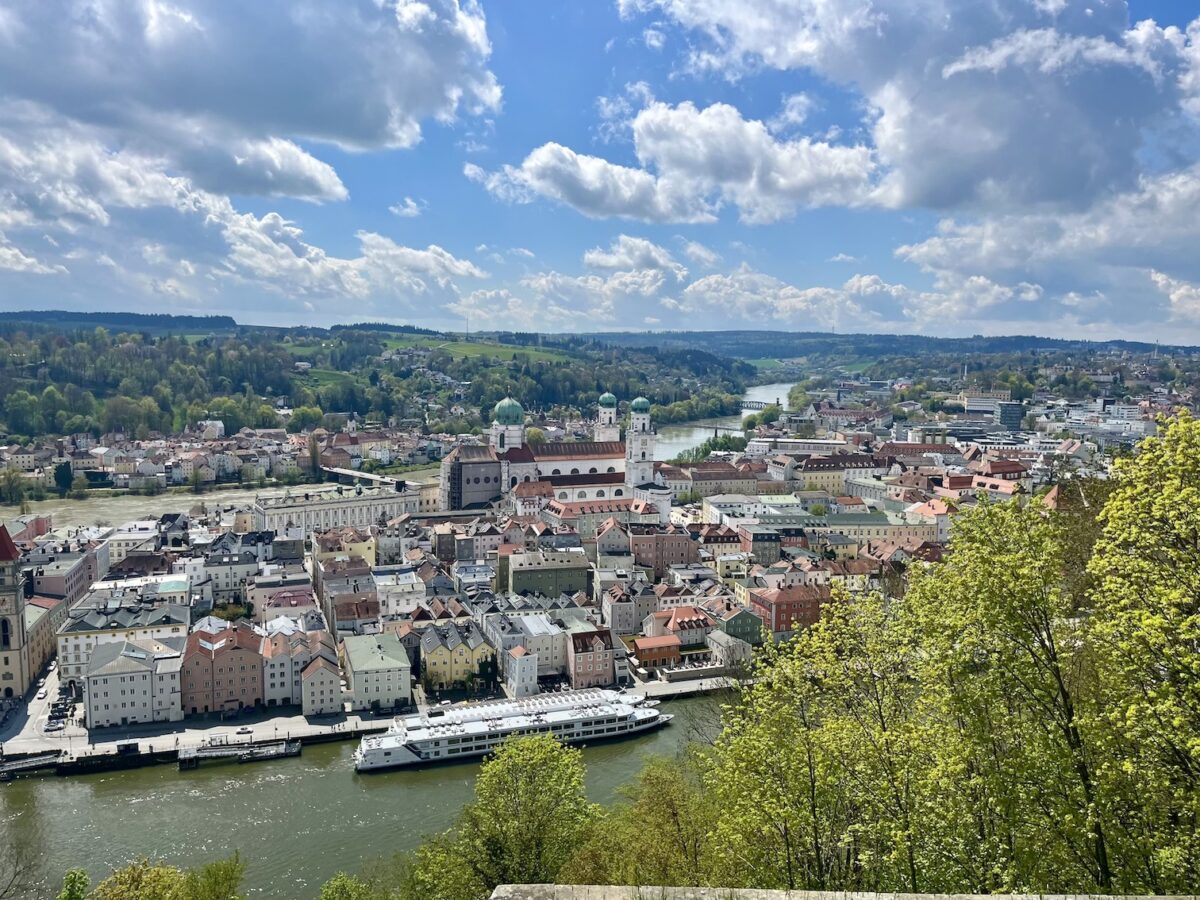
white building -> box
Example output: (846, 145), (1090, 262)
(253, 485), (420, 534)
(83, 637), (184, 728)
(260, 624), (337, 708)
(506, 646), (538, 698)
(300, 657), (343, 716)
(57, 596), (191, 691)
(342, 633), (412, 711)
(374, 568), (426, 620)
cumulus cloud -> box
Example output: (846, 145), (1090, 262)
(472, 100), (873, 223)
(0, 0), (500, 318)
(583, 235), (687, 280)
(389, 197), (425, 218)
(680, 239), (720, 268)
(619, 0), (1198, 212)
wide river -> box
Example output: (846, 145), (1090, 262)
(2, 696), (718, 897)
(655, 381), (795, 460)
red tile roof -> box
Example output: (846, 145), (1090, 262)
(0, 526), (20, 563)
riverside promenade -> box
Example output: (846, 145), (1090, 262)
(0, 667), (736, 777)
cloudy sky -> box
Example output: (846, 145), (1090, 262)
(0, 0), (1198, 339)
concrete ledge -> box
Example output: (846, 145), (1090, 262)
(490, 889), (1199, 900)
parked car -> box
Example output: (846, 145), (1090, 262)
(35, 689), (46, 700)
(236, 726), (253, 735)
(43, 721), (64, 732)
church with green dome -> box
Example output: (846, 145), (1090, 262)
(437, 392), (669, 521)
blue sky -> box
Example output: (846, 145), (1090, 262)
(0, 0), (1198, 339)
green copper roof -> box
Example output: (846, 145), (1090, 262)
(493, 397), (525, 425)
(598, 392), (617, 408)
(630, 396), (651, 413)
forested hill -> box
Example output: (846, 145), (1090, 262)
(582, 329), (1198, 359)
(0, 310), (238, 334)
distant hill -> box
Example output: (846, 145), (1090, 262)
(0, 310), (239, 334)
(581, 330), (1198, 359)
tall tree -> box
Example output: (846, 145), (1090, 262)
(1088, 412), (1200, 890)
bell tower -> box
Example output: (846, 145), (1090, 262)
(0, 526), (29, 699)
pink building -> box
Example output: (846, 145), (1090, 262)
(181, 624), (264, 716)
(567, 629), (615, 689)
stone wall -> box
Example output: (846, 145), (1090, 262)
(491, 889), (1195, 900)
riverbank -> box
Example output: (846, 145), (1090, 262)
(0, 694), (721, 897)
(655, 381), (795, 460)
(0, 670), (736, 781)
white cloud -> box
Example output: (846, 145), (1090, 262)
(473, 100), (874, 223)
(0, 233), (64, 274)
(466, 142), (716, 223)
(680, 239), (720, 268)
(643, 27), (666, 50)
(583, 235), (687, 280)
(509, 247), (535, 259)
(389, 197), (425, 218)
(769, 93), (815, 132)
(829, 252), (859, 262)
(620, 1), (1198, 212)
(1151, 271), (1200, 321)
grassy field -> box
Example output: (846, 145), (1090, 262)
(746, 357), (783, 370)
(299, 368), (360, 388)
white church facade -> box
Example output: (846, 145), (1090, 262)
(439, 393), (670, 513)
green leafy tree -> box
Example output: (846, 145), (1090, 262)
(907, 500), (1112, 891)
(524, 426), (546, 445)
(56, 869), (89, 900)
(0, 468), (25, 506)
(1088, 412), (1200, 890)
(400, 735), (596, 900)
(319, 873), (386, 900)
(54, 461), (74, 497)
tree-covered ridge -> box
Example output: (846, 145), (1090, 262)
(0, 323), (753, 441)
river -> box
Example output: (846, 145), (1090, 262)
(0, 696), (718, 897)
(655, 381), (795, 460)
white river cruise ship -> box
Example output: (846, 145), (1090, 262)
(353, 688), (672, 771)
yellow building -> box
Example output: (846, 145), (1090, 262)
(419, 621), (495, 691)
(312, 527), (377, 568)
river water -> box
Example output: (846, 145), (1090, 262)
(655, 381), (795, 460)
(2, 696), (718, 898)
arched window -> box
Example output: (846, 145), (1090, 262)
(552, 468), (561, 475)
(523, 475), (531, 482)
(596, 490), (605, 498)
(498, 434), (505, 449)
(571, 468), (579, 475)
(614, 489), (624, 497)
(589, 467), (597, 474)
(641, 452), (646, 460)
(606, 466), (615, 473)
(510, 477), (518, 488)
(558, 492), (568, 500)
(0, 619), (9, 650)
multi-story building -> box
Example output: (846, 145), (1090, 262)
(342, 633), (412, 711)
(567, 629), (615, 689)
(253, 484), (420, 534)
(420, 621), (494, 691)
(260, 624), (337, 708)
(505, 646), (538, 698)
(180, 624), (264, 716)
(748, 584), (833, 641)
(204, 552), (258, 604)
(300, 656), (342, 716)
(57, 593), (191, 692)
(507, 549), (589, 597)
(0, 527), (32, 700)
(83, 637), (184, 728)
